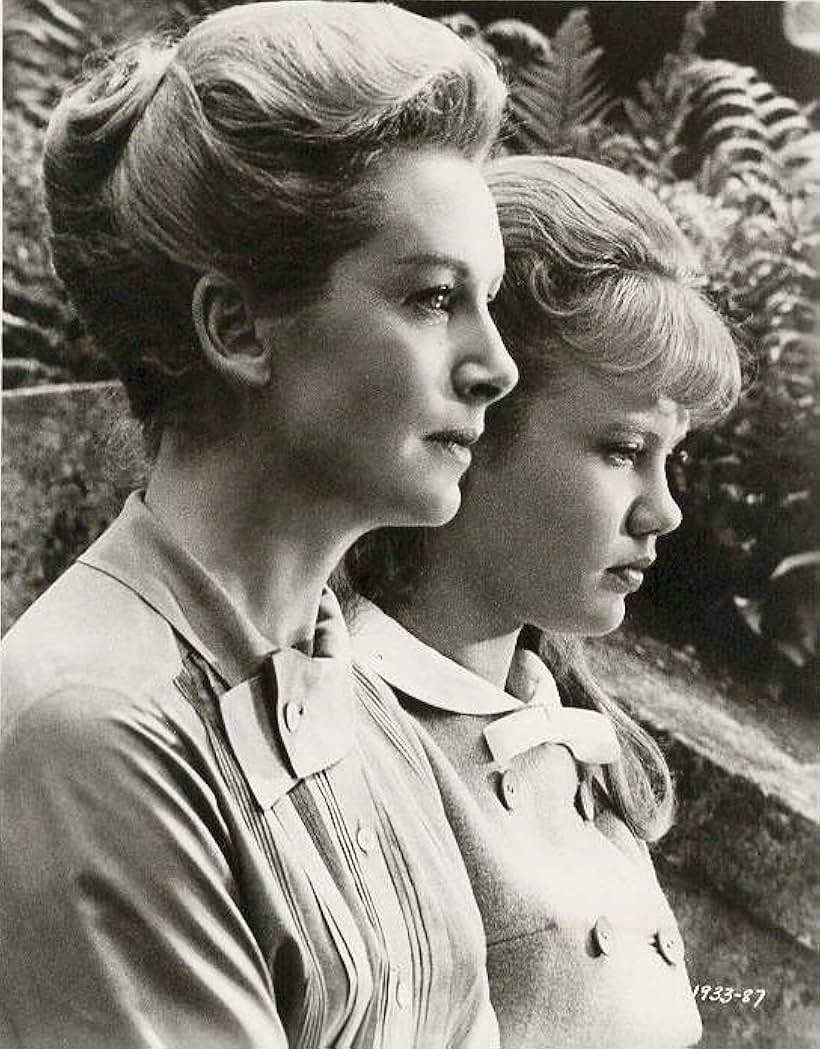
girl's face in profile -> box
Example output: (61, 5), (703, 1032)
(454, 360), (690, 637)
(254, 150), (516, 532)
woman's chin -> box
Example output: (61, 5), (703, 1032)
(386, 484), (462, 529)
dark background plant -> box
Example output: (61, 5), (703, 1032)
(3, 0), (818, 696)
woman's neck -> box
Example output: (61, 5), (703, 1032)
(146, 432), (359, 652)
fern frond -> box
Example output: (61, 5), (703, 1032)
(676, 0), (716, 60)
(618, 49), (704, 183)
(703, 114), (769, 146)
(29, 0), (84, 31)
(544, 8), (612, 120)
(685, 58), (815, 187)
(754, 96), (803, 124)
(496, 7), (613, 154)
(621, 96), (656, 137)
(778, 132), (820, 186)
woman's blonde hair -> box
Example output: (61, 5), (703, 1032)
(43, 1), (506, 452)
(346, 154), (743, 841)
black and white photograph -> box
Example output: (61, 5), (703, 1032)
(2, 1), (819, 1047)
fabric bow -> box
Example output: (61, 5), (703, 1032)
(484, 649), (621, 765)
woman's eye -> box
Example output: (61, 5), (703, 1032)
(409, 285), (455, 317)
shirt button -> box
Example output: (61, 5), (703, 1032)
(283, 700), (305, 734)
(591, 916), (615, 956)
(498, 769), (519, 811)
(656, 924), (685, 965)
(356, 822), (376, 854)
(576, 779), (595, 821)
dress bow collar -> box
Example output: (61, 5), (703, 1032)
(350, 600), (619, 767)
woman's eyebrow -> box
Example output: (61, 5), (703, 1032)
(392, 252), (468, 275)
(393, 252), (505, 291)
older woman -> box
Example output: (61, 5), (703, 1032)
(346, 155), (742, 1049)
(0, 5), (519, 1048)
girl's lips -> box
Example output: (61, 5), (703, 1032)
(602, 565), (645, 593)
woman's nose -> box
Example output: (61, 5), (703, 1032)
(451, 314), (518, 405)
(628, 473), (683, 537)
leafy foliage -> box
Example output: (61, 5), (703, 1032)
(479, 9), (614, 154)
(3, 0), (195, 383)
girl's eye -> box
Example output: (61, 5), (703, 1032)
(409, 285), (455, 317)
(604, 443), (643, 467)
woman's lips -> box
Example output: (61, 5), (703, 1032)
(426, 429), (481, 467)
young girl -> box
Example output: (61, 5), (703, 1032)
(346, 154), (742, 1049)
(0, 5), (519, 1047)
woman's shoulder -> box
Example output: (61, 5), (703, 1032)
(2, 557), (184, 737)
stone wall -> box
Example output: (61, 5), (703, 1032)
(587, 639), (820, 1047)
(3, 382), (819, 1047)
(1, 382), (144, 629)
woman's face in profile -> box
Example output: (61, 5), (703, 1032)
(453, 361), (690, 637)
(254, 150), (516, 531)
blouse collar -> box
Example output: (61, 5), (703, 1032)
(80, 492), (354, 805)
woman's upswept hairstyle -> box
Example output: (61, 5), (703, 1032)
(345, 154), (743, 842)
(43, 1), (507, 451)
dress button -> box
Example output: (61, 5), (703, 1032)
(284, 700), (305, 734)
(656, 924), (684, 965)
(356, 822), (376, 854)
(576, 779), (595, 821)
(498, 769), (519, 811)
(591, 916), (615, 956)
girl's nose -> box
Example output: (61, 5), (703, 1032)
(627, 474), (683, 538)
(452, 315), (518, 405)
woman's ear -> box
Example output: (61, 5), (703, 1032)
(192, 273), (271, 388)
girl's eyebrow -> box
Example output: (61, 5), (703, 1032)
(595, 400), (692, 434)
(596, 415), (660, 434)
(596, 413), (690, 445)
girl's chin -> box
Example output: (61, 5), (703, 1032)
(531, 597), (626, 639)
(565, 598), (627, 638)
(587, 600), (627, 637)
